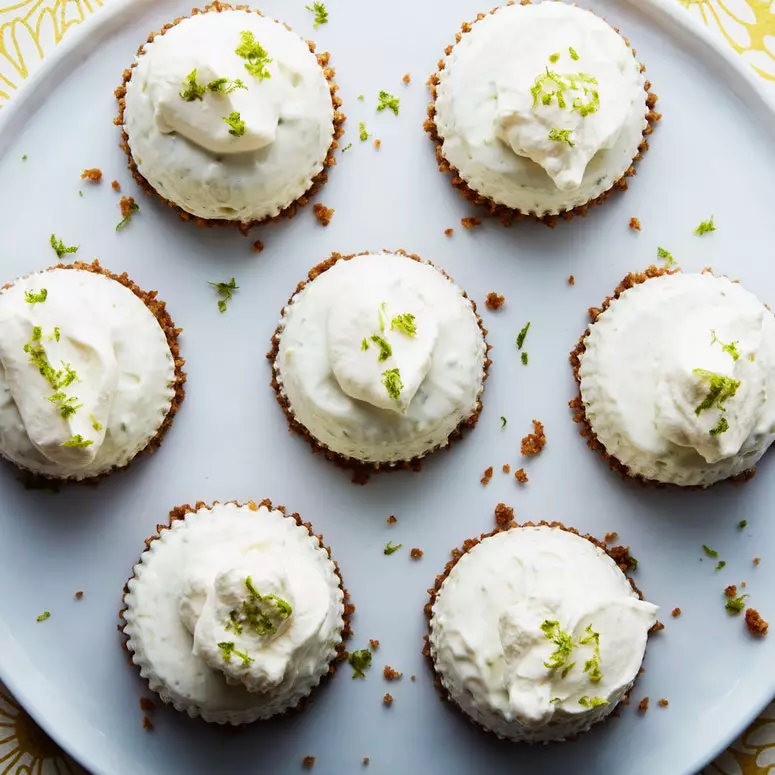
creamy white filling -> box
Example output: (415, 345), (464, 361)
(434, 2), (647, 214)
(274, 253), (487, 464)
(429, 526), (657, 743)
(123, 503), (345, 724)
(579, 273), (775, 486)
(0, 269), (176, 479)
(123, 10), (334, 222)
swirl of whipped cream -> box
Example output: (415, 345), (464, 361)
(434, 2), (648, 214)
(429, 526), (657, 742)
(274, 253), (487, 464)
(0, 268), (176, 479)
(123, 9), (334, 222)
(123, 502), (345, 724)
(579, 273), (775, 486)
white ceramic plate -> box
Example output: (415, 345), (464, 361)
(1, 1), (774, 773)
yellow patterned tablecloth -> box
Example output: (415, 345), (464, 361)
(1, 0), (775, 773)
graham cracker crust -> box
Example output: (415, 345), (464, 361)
(1, 259), (186, 484)
(266, 249), (493, 484)
(568, 264), (756, 487)
(423, 0), (661, 228)
(423, 519), (648, 740)
(119, 498), (354, 723)
(113, 2), (346, 233)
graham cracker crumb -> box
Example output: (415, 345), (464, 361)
(362, 758), (370, 766)
(444, 228), (454, 238)
(568, 275), (575, 286)
(638, 697), (649, 713)
(374, 138), (382, 150)
(495, 502), (514, 528)
(313, 203), (334, 227)
(74, 590), (84, 600)
(302, 756), (316, 769)
(119, 195), (136, 217)
(742, 581), (748, 589)
(81, 168), (102, 182)
(725, 585), (738, 599)
(387, 515), (397, 525)
(629, 217), (641, 232)
(754, 557), (761, 565)
(658, 698), (669, 708)
(402, 73), (411, 84)
(514, 468), (528, 484)
(745, 608), (769, 636)
(604, 532), (618, 543)
(481, 466), (493, 486)
(671, 608), (681, 618)
(139, 698), (155, 711)
(650, 620), (665, 633)
(410, 548), (424, 559)
(252, 240), (264, 253)
(608, 544), (636, 573)
(383, 693), (393, 706)
(520, 420), (546, 456)
(369, 639), (380, 649)
(111, 180), (121, 191)
(384, 666), (402, 681)
(142, 715), (153, 731)
(485, 292), (505, 311)
(410, 675), (416, 682)
(461, 217), (482, 229)
(502, 464), (511, 474)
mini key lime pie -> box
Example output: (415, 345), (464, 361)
(269, 251), (490, 474)
(122, 500), (350, 724)
(116, 2), (344, 226)
(427, 523), (657, 742)
(571, 268), (775, 486)
(425, 1), (659, 224)
(0, 261), (184, 481)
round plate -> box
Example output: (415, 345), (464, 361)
(0, 1), (774, 773)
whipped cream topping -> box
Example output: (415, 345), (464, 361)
(123, 502), (345, 724)
(274, 253), (487, 464)
(430, 526), (657, 742)
(434, 2), (648, 214)
(0, 268), (176, 479)
(123, 9), (334, 222)
(579, 273), (775, 485)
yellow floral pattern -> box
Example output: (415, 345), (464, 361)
(0, 0), (775, 772)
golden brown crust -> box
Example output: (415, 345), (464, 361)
(424, 0), (661, 227)
(1, 260), (186, 484)
(568, 264), (756, 487)
(114, 2), (346, 233)
(266, 249), (492, 483)
(119, 498), (354, 720)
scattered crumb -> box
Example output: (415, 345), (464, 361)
(742, 581), (748, 589)
(481, 466), (493, 486)
(302, 756), (316, 769)
(410, 675), (416, 682)
(671, 608), (681, 618)
(81, 168), (102, 182)
(495, 502), (514, 528)
(604, 532), (618, 543)
(520, 420), (546, 456)
(754, 557), (761, 566)
(74, 590), (84, 600)
(119, 195), (136, 217)
(402, 73), (411, 84)
(650, 620), (665, 633)
(111, 180), (121, 191)
(444, 228), (454, 238)
(362, 758), (370, 766)
(658, 698), (669, 708)
(383, 693), (393, 706)
(384, 666), (403, 681)
(725, 584), (738, 599)
(313, 203), (334, 227)
(745, 608), (769, 636)
(638, 697), (649, 713)
(142, 716), (154, 731)
(502, 464), (511, 474)
(374, 138), (381, 150)
(139, 698), (155, 711)
(629, 217), (641, 232)
(252, 239), (264, 253)
(608, 545), (637, 573)
(514, 468), (528, 484)
(568, 275), (575, 286)
(387, 515), (397, 525)
(485, 292), (505, 311)
(461, 217), (482, 230)
(369, 639), (380, 649)
(410, 548), (424, 560)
